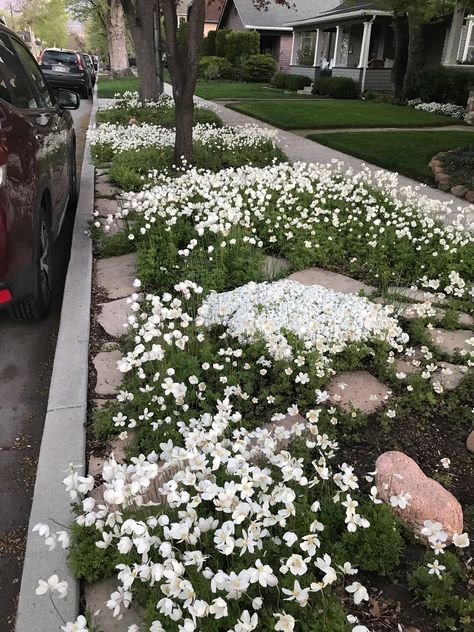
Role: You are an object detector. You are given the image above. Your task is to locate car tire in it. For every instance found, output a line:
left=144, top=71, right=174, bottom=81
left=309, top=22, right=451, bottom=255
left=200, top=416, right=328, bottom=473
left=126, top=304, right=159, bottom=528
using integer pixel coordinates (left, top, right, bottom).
left=8, top=206, right=53, bottom=322
left=81, top=85, right=89, bottom=99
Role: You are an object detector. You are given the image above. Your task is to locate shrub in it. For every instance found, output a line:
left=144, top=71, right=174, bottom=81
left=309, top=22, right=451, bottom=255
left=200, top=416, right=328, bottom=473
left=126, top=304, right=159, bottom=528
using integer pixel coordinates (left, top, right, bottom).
left=241, top=53, right=277, bottom=83
left=198, top=55, right=234, bottom=80
left=215, top=28, right=230, bottom=57
left=207, top=29, right=216, bottom=56
left=274, top=72, right=312, bottom=91
left=313, top=76, right=360, bottom=99
left=224, top=30, right=260, bottom=64
left=96, top=102, right=222, bottom=128
left=409, top=66, right=474, bottom=106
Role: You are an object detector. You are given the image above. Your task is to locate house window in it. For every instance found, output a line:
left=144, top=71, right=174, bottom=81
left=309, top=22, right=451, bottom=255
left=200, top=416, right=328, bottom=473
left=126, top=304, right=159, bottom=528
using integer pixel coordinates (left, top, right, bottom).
left=297, top=31, right=316, bottom=66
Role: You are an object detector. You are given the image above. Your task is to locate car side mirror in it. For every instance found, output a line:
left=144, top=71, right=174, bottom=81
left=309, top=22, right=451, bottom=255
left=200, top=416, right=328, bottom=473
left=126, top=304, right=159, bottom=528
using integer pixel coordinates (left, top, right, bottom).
left=57, top=89, right=80, bottom=110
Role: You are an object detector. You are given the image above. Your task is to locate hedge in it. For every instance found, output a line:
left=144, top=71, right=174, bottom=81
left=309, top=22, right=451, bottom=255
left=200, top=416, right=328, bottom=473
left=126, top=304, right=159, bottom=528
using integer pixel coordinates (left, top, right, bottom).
left=313, top=76, right=360, bottom=99
left=224, top=30, right=260, bottom=63
left=241, top=54, right=277, bottom=83
left=408, top=66, right=474, bottom=106
left=274, top=72, right=312, bottom=91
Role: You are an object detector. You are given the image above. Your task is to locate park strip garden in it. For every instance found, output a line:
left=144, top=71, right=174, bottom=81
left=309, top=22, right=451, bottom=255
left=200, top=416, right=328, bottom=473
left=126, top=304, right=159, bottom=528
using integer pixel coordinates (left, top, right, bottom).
left=34, top=92, right=474, bottom=632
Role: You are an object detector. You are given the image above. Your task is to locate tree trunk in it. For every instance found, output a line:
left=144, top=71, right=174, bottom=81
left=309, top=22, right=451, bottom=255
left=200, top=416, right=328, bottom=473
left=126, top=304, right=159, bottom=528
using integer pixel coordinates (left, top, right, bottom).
left=154, top=0, right=164, bottom=94
left=120, top=0, right=160, bottom=101
left=391, top=14, right=408, bottom=103
left=403, top=13, right=425, bottom=100
left=107, top=0, right=132, bottom=77
left=162, top=0, right=205, bottom=165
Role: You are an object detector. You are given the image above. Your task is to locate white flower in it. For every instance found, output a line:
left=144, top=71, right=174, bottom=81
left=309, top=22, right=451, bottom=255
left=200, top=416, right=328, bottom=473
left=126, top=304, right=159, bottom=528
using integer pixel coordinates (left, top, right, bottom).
left=427, top=559, right=446, bottom=577
left=440, top=457, right=450, bottom=469
left=452, top=533, right=469, bottom=548
left=274, top=612, right=296, bottom=632
left=209, top=597, right=228, bottom=619
left=36, top=575, right=68, bottom=599
left=61, top=616, right=88, bottom=632
left=346, top=581, right=369, bottom=605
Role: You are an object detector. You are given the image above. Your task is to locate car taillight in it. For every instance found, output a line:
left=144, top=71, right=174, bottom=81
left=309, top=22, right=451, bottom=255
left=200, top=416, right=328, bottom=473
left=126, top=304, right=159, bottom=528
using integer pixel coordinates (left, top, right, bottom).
left=76, top=53, right=83, bottom=70
left=0, top=289, right=12, bottom=304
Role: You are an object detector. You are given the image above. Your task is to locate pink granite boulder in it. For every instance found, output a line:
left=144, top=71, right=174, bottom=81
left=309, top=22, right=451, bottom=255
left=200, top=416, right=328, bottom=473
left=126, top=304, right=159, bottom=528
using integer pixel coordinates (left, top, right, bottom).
left=375, top=451, right=463, bottom=541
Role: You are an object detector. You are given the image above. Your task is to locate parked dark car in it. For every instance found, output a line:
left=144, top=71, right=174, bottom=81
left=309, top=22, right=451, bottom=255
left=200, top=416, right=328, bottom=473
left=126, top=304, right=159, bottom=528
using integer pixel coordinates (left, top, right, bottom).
left=39, top=47, right=93, bottom=99
left=0, top=25, right=80, bottom=321
left=82, top=53, right=96, bottom=86
left=92, top=55, right=99, bottom=71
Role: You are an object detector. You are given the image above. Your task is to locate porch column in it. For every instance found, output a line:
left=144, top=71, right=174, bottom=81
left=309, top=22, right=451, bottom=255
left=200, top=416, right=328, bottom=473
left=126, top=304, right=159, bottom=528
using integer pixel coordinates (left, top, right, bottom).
left=290, top=30, right=296, bottom=65
left=462, top=15, right=474, bottom=61
left=313, top=28, right=322, bottom=66
left=444, top=2, right=465, bottom=64
left=333, top=25, right=342, bottom=66
left=358, top=20, right=373, bottom=68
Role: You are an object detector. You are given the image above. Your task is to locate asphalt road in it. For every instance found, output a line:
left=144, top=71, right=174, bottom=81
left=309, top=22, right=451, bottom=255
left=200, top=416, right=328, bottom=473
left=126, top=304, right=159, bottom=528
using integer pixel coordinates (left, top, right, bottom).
left=0, top=97, right=92, bottom=631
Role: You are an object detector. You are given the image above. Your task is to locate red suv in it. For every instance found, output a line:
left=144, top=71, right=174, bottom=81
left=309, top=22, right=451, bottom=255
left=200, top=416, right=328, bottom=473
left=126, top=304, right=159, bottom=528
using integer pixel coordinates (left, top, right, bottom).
left=0, top=24, right=79, bottom=321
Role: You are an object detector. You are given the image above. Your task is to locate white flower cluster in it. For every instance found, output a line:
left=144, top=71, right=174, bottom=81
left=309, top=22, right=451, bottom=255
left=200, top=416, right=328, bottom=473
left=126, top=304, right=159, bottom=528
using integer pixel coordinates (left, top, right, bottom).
left=406, top=98, right=466, bottom=120
left=201, top=280, right=405, bottom=364
left=88, top=122, right=278, bottom=154
left=99, top=91, right=175, bottom=111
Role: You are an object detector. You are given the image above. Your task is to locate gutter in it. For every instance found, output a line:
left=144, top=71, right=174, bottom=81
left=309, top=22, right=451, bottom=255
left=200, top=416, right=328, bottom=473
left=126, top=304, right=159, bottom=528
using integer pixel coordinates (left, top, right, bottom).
left=286, top=9, right=392, bottom=28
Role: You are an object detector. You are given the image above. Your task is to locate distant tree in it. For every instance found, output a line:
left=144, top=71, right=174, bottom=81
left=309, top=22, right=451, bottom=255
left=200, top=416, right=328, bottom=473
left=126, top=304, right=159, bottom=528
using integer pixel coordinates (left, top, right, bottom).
left=18, top=0, right=68, bottom=47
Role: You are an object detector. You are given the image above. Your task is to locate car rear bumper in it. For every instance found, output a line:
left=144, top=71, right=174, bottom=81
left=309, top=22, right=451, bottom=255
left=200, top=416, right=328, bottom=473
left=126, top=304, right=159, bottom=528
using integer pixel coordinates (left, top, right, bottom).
left=41, top=71, right=87, bottom=93
left=0, top=264, right=36, bottom=310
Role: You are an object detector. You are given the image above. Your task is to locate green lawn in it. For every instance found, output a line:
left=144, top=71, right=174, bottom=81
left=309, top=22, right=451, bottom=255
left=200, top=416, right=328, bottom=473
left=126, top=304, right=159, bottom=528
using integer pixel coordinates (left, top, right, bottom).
left=227, top=100, right=463, bottom=129
left=307, top=130, right=474, bottom=183
left=97, top=75, right=313, bottom=100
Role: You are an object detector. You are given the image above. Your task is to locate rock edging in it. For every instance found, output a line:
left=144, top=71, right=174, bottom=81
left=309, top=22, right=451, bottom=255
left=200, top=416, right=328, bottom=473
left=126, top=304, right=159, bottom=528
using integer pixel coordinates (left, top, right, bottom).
left=429, top=150, right=474, bottom=203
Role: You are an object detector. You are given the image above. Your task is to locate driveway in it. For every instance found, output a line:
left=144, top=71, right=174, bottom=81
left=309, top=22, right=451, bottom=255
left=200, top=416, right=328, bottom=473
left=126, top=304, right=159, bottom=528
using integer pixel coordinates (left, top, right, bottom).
left=0, top=97, right=92, bottom=631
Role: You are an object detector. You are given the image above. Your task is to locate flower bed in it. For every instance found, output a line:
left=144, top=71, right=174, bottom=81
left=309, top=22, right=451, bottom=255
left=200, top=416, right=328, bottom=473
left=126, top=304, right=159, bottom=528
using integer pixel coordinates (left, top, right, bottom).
left=407, top=99, right=466, bottom=121
left=34, top=96, right=474, bottom=632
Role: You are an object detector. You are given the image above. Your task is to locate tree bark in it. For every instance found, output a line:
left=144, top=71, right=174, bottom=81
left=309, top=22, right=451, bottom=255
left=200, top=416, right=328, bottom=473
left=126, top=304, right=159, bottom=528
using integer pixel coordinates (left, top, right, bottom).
left=391, top=14, right=408, bottom=103
left=162, top=0, right=205, bottom=165
left=120, top=0, right=161, bottom=101
left=403, top=13, right=425, bottom=100
left=106, top=0, right=132, bottom=77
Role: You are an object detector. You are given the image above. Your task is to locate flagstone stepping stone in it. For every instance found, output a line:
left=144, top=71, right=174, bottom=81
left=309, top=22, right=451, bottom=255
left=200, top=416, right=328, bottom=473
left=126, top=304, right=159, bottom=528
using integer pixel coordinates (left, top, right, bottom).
left=85, top=578, right=141, bottom=631
left=96, top=216, right=125, bottom=236
left=394, top=358, right=422, bottom=375
left=88, top=455, right=104, bottom=478
left=288, top=268, right=374, bottom=295
left=376, top=451, right=463, bottom=542
left=97, top=298, right=132, bottom=338
left=95, top=197, right=120, bottom=217
left=95, top=168, right=109, bottom=177
left=388, top=286, right=447, bottom=305
left=95, top=182, right=121, bottom=199
left=263, top=255, right=291, bottom=280
left=109, top=430, right=137, bottom=463
left=326, top=371, right=390, bottom=413
left=96, top=253, right=137, bottom=300
left=93, top=350, right=123, bottom=396
left=399, top=303, right=445, bottom=321
left=95, top=173, right=112, bottom=185
left=467, top=431, right=474, bottom=454
left=458, top=312, right=474, bottom=327
left=428, top=328, right=473, bottom=356
left=431, top=362, right=467, bottom=391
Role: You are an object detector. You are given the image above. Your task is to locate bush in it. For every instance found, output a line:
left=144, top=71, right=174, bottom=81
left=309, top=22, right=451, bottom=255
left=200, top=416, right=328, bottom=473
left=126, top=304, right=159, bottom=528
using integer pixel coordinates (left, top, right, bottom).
left=198, top=55, right=234, bottom=80
left=224, top=30, right=260, bottom=64
left=274, top=72, right=312, bottom=91
left=409, top=66, right=474, bottom=106
left=313, top=76, right=360, bottom=99
left=215, top=28, right=230, bottom=57
left=206, top=29, right=216, bottom=56
left=241, top=53, right=277, bottom=83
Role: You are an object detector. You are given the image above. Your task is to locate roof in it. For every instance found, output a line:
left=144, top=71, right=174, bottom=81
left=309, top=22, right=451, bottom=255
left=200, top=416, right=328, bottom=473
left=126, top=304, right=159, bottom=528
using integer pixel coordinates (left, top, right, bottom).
left=219, top=0, right=340, bottom=31
left=205, top=0, right=224, bottom=23
left=287, top=1, right=392, bottom=27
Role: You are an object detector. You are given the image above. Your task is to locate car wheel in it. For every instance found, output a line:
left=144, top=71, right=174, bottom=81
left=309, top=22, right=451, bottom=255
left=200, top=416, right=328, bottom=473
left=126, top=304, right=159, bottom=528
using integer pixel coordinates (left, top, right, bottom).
left=68, top=143, right=77, bottom=211
left=9, top=206, right=53, bottom=322
left=81, top=85, right=89, bottom=99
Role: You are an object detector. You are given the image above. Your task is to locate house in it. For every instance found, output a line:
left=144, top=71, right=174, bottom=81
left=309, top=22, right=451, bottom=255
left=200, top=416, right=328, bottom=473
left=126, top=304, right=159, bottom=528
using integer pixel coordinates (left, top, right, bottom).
left=177, top=0, right=224, bottom=35
left=217, top=0, right=341, bottom=71
left=286, top=0, right=474, bottom=92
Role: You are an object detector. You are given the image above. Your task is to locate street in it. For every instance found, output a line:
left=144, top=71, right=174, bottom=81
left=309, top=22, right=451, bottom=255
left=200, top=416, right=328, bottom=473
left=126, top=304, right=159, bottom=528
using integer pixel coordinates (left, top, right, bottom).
left=0, top=97, right=92, bottom=631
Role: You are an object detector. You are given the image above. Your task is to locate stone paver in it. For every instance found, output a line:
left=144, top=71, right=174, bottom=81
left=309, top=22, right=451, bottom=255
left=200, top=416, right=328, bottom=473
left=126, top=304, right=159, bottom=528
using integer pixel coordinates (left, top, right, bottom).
left=263, top=255, right=291, bottom=280
left=109, top=430, right=137, bottom=463
left=85, top=578, right=140, bottom=631
left=431, top=362, right=468, bottom=391
left=394, top=358, right=421, bottom=375
left=326, top=371, right=390, bottom=413
left=96, top=253, right=137, bottom=300
left=467, top=430, right=474, bottom=454
left=458, top=312, right=474, bottom=327
left=93, top=350, right=123, bottom=396
left=88, top=455, right=104, bottom=478
left=428, top=328, right=473, bottom=356
left=96, top=216, right=125, bottom=236
left=95, top=197, right=120, bottom=217
left=288, top=267, right=374, bottom=294
left=388, top=286, right=447, bottom=305
left=95, top=182, right=120, bottom=199
left=97, top=298, right=132, bottom=338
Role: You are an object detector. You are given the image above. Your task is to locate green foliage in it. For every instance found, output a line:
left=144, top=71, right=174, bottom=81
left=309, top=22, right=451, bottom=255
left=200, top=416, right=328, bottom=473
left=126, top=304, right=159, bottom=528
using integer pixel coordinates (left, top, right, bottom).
left=313, top=76, right=360, bottom=100
left=224, top=30, right=260, bottom=64
left=340, top=503, right=404, bottom=575
left=408, top=66, right=474, bottom=106
left=202, top=29, right=217, bottom=56
left=20, top=0, right=68, bottom=47
left=408, top=551, right=474, bottom=630
left=199, top=55, right=235, bottom=80
left=96, top=103, right=222, bottom=127
left=107, top=141, right=287, bottom=192
left=69, top=522, right=121, bottom=583
left=215, top=28, right=230, bottom=57
left=274, top=72, right=312, bottom=91
left=241, top=54, right=277, bottom=83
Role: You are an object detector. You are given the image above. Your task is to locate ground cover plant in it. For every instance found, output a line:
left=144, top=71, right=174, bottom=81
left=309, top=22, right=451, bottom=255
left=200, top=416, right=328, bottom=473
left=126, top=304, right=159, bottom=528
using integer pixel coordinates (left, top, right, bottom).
left=226, top=100, right=463, bottom=130
left=35, top=96, right=473, bottom=632
left=307, top=131, right=474, bottom=184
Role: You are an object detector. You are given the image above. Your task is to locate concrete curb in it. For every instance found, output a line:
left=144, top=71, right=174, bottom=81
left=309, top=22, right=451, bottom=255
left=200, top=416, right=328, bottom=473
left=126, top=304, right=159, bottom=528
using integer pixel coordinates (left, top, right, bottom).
left=15, top=86, right=98, bottom=631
